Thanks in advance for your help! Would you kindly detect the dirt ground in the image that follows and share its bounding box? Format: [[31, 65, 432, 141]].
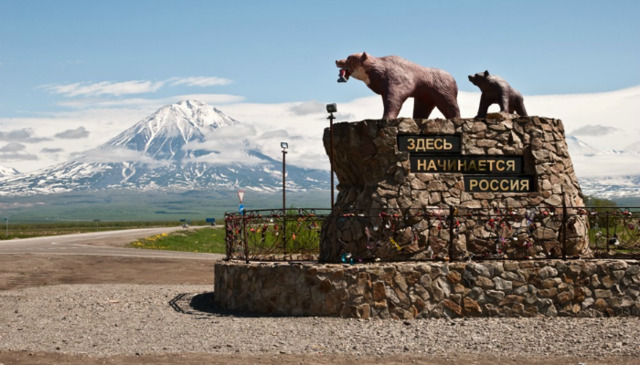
[[0, 254, 214, 291], [3, 350, 634, 365], [0, 253, 636, 365]]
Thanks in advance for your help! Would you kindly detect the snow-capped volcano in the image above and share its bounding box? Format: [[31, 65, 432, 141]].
[[0, 166, 19, 178], [107, 99, 238, 160], [565, 135, 640, 199], [0, 100, 329, 196], [0, 101, 636, 200], [565, 136, 601, 157]]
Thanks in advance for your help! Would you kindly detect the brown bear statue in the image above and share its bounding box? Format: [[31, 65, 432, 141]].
[[468, 70, 528, 118], [336, 52, 460, 120]]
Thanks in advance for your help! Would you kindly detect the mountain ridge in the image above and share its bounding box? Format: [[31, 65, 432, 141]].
[[0, 104, 637, 199], [0, 100, 329, 196], [0, 166, 19, 178]]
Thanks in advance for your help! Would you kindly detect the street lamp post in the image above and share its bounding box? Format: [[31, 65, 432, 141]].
[[281, 142, 288, 256], [326, 104, 337, 209]]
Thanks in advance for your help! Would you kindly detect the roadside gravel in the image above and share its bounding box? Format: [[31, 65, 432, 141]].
[[1, 284, 638, 362]]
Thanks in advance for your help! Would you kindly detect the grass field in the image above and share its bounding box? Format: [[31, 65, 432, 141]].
[[0, 189, 331, 222], [0, 218, 227, 254], [129, 227, 226, 254]]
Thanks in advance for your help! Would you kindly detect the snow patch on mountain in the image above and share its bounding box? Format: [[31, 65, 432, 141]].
[[0, 166, 20, 178], [565, 135, 640, 198], [625, 141, 640, 153], [579, 175, 640, 199], [565, 136, 601, 157]]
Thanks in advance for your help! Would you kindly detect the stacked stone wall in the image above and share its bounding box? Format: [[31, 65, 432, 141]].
[[320, 115, 589, 262], [214, 260, 640, 319]]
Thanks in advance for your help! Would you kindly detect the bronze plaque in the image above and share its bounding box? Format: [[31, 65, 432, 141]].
[[464, 175, 534, 192], [397, 134, 461, 153], [410, 155, 523, 174]]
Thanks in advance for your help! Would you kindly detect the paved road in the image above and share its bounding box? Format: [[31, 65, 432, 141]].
[[0, 226, 225, 260]]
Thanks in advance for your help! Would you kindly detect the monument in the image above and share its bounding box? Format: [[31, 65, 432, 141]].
[[468, 70, 528, 118], [322, 54, 590, 263], [213, 55, 640, 320], [335, 52, 460, 120]]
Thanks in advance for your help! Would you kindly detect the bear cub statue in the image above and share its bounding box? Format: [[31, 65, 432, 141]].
[[336, 52, 460, 120], [468, 70, 528, 118]]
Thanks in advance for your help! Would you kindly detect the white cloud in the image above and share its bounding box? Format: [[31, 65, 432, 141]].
[[570, 153, 640, 177], [0, 141, 38, 161], [182, 124, 264, 166], [625, 141, 640, 153], [289, 101, 325, 116], [186, 150, 263, 166], [0, 128, 49, 142], [524, 86, 640, 151], [40, 76, 234, 98], [55, 126, 90, 139], [54, 94, 244, 109], [0, 153, 38, 161], [221, 87, 640, 177], [169, 77, 232, 87], [40, 80, 166, 97], [570, 124, 618, 136], [74, 147, 172, 169], [41, 147, 64, 154], [1, 85, 638, 179], [0, 142, 27, 152]]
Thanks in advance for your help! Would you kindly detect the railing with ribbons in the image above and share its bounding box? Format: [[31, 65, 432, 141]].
[[225, 208, 330, 262], [224, 206, 639, 262]]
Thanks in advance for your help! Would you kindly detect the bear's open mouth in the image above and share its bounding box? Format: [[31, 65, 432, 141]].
[[338, 68, 350, 83]]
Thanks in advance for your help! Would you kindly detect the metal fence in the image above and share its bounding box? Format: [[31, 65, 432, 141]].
[[225, 208, 330, 262], [585, 208, 640, 256], [224, 206, 640, 262]]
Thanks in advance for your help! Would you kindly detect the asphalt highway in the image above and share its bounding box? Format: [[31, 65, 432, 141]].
[[0, 226, 224, 260]]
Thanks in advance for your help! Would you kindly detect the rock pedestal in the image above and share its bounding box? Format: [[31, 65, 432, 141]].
[[214, 259, 640, 318], [320, 115, 589, 262]]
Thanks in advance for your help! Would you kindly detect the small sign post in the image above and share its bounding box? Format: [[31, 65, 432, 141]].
[[238, 190, 246, 215]]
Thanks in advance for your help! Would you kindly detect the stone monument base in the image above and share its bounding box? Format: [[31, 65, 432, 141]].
[[320, 115, 590, 262], [214, 260, 640, 318]]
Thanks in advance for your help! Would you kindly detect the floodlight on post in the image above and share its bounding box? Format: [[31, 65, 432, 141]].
[[281, 142, 288, 257], [326, 104, 337, 209]]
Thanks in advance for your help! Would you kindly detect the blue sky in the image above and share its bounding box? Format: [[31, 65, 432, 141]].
[[1, 0, 638, 112], [0, 0, 639, 173]]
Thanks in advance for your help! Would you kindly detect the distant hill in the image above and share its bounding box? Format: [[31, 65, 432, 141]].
[[0, 189, 332, 223], [0, 102, 636, 213]]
